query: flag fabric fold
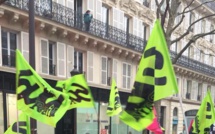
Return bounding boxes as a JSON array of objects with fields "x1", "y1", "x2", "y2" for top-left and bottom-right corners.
[
  {"x1": 147, "y1": 107, "x2": 163, "y2": 134},
  {"x1": 190, "y1": 91, "x2": 215, "y2": 134},
  {"x1": 120, "y1": 20, "x2": 178, "y2": 131},
  {"x1": 16, "y1": 50, "x2": 71, "y2": 127},
  {"x1": 4, "y1": 113, "x2": 30, "y2": 134},
  {"x1": 55, "y1": 74, "x2": 94, "y2": 109},
  {"x1": 106, "y1": 78, "x2": 122, "y2": 116}
]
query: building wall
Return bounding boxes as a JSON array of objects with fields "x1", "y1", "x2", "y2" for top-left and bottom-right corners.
[{"x1": 0, "y1": 0, "x2": 215, "y2": 134}]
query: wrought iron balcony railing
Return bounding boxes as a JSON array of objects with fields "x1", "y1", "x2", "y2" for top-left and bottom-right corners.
[{"x1": 4, "y1": 0, "x2": 215, "y2": 77}]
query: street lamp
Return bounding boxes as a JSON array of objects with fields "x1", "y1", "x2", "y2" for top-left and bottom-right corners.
[{"x1": 70, "y1": 65, "x2": 81, "y2": 76}]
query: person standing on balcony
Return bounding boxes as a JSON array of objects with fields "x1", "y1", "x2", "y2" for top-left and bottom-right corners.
[{"x1": 84, "y1": 10, "x2": 93, "y2": 31}]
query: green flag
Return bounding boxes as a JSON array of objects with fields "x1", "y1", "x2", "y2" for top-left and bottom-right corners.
[
  {"x1": 16, "y1": 50, "x2": 71, "y2": 127},
  {"x1": 4, "y1": 113, "x2": 30, "y2": 134},
  {"x1": 55, "y1": 74, "x2": 94, "y2": 109},
  {"x1": 191, "y1": 91, "x2": 215, "y2": 134},
  {"x1": 106, "y1": 78, "x2": 122, "y2": 116},
  {"x1": 120, "y1": 20, "x2": 178, "y2": 131}
]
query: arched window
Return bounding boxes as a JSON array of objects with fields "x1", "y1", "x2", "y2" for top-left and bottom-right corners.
[{"x1": 172, "y1": 107, "x2": 178, "y2": 134}]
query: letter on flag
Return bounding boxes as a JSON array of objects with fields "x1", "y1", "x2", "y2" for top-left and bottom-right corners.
[
  {"x1": 55, "y1": 74, "x2": 94, "y2": 109},
  {"x1": 190, "y1": 91, "x2": 215, "y2": 134},
  {"x1": 106, "y1": 78, "x2": 122, "y2": 116},
  {"x1": 16, "y1": 50, "x2": 71, "y2": 127},
  {"x1": 147, "y1": 107, "x2": 163, "y2": 134},
  {"x1": 120, "y1": 20, "x2": 178, "y2": 131},
  {"x1": 4, "y1": 113, "x2": 30, "y2": 134}
]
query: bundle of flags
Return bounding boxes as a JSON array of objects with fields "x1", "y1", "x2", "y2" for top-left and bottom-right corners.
[
  {"x1": 190, "y1": 91, "x2": 215, "y2": 134},
  {"x1": 5, "y1": 49, "x2": 95, "y2": 133}
]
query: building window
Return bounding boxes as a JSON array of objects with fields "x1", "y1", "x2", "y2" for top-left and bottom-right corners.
[
  {"x1": 188, "y1": 46, "x2": 194, "y2": 59},
  {"x1": 143, "y1": 0, "x2": 150, "y2": 7},
  {"x1": 201, "y1": 20, "x2": 206, "y2": 33},
  {"x1": 197, "y1": 83, "x2": 202, "y2": 101},
  {"x1": 210, "y1": 25, "x2": 214, "y2": 43},
  {"x1": 48, "y1": 42, "x2": 57, "y2": 75},
  {"x1": 189, "y1": 12, "x2": 195, "y2": 32},
  {"x1": 0, "y1": 92, "x2": 3, "y2": 134},
  {"x1": 173, "y1": 78, "x2": 179, "y2": 97},
  {"x1": 207, "y1": 85, "x2": 211, "y2": 92},
  {"x1": 1, "y1": 30, "x2": 17, "y2": 67},
  {"x1": 143, "y1": 23, "x2": 149, "y2": 41},
  {"x1": 175, "y1": 5, "x2": 182, "y2": 24},
  {"x1": 122, "y1": 63, "x2": 131, "y2": 89},
  {"x1": 74, "y1": 50, "x2": 83, "y2": 73},
  {"x1": 41, "y1": 39, "x2": 57, "y2": 75},
  {"x1": 101, "y1": 57, "x2": 112, "y2": 85},
  {"x1": 172, "y1": 107, "x2": 178, "y2": 134},
  {"x1": 102, "y1": 6, "x2": 109, "y2": 37},
  {"x1": 186, "y1": 80, "x2": 192, "y2": 99}
]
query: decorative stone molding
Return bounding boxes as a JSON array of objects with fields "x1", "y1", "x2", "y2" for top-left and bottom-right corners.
[
  {"x1": 10, "y1": 13, "x2": 19, "y2": 23},
  {"x1": 40, "y1": 22, "x2": 45, "y2": 30},
  {"x1": 120, "y1": 0, "x2": 138, "y2": 16}
]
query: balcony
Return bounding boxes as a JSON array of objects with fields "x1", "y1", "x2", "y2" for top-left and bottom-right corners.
[{"x1": 3, "y1": 0, "x2": 215, "y2": 78}]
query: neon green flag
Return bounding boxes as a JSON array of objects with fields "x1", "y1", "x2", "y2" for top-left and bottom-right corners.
[
  {"x1": 55, "y1": 74, "x2": 94, "y2": 109},
  {"x1": 190, "y1": 91, "x2": 215, "y2": 134},
  {"x1": 120, "y1": 20, "x2": 178, "y2": 131},
  {"x1": 4, "y1": 113, "x2": 30, "y2": 134},
  {"x1": 106, "y1": 78, "x2": 122, "y2": 116},
  {"x1": 16, "y1": 50, "x2": 71, "y2": 127}
]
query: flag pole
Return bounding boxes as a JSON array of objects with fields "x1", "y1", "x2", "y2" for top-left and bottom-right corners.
[{"x1": 179, "y1": 95, "x2": 189, "y2": 134}]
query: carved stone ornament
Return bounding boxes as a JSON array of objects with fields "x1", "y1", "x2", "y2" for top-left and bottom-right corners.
[{"x1": 120, "y1": 0, "x2": 138, "y2": 15}]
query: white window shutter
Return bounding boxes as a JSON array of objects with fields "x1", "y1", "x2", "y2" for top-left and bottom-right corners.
[
  {"x1": 101, "y1": 56, "x2": 107, "y2": 85},
  {"x1": 112, "y1": 59, "x2": 118, "y2": 84},
  {"x1": 138, "y1": 20, "x2": 143, "y2": 38},
  {"x1": 184, "y1": 12, "x2": 190, "y2": 30},
  {"x1": 57, "y1": 42, "x2": 66, "y2": 77},
  {"x1": 205, "y1": 21, "x2": 210, "y2": 41},
  {"x1": 202, "y1": 84, "x2": 207, "y2": 98},
  {"x1": 122, "y1": 63, "x2": 126, "y2": 88},
  {"x1": 96, "y1": 0, "x2": 102, "y2": 21},
  {"x1": 21, "y1": 32, "x2": 29, "y2": 62},
  {"x1": 118, "y1": 10, "x2": 124, "y2": 30},
  {"x1": 133, "y1": 17, "x2": 138, "y2": 36},
  {"x1": 40, "y1": 39, "x2": 49, "y2": 74},
  {"x1": 151, "y1": 0, "x2": 156, "y2": 11},
  {"x1": 112, "y1": 7, "x2": 118, "y2": 28},
  {"x1": 193, "y1": 47, "x2": 200, "y2": 61},
  {"x1": 191, "y1": 81, "x2": 197, "y2": 100},
  {"x1": 87, "y1": 0, "x2": 94, "y2": 12},
  {"x1": 0, "y1": 26, "x2": 2, "y2": 66},
  {"x1": 67, "y1": 0, "x2": 74, "y2": 9},
  {"x1": 67, "y1": 45, "x2": 74, "y2": 78},
  {"x1": 182, "y1": 40, "x2": 188, "y2": 56},
  {"x1": 87, "y1": 51, "x2": 94, "y2": 82},
  {"x1": 183, "y1": 79, "x2": 187, "y2": 98},
  {"x1": 197, "y1": 15, "x2": 202, "y2": 34},
  {"x1": 127, "y1": 64, "x2": 131, "y2": 89}
]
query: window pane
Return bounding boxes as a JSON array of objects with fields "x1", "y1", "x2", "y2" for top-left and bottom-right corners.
[
  {"x1": 123, "y1": 64, "x2": 126, "y2": 75},
  {"x1": 77, "y1": 103, "x2": 98, "y2": 134},
  {"x1": 6, "y1": 94, "x2": 18, "y2": 127},
  {"x1": 10, "y1": 33, "x2": 17, "y2": 50},
  {"x1": 78, "y1": 52, "x2": 83, "y2": 73},
  {"x1": 1, "y1": 31, "x2": 7, "y2": 49},
  {"x1": 99, "y1": 102, "x2": 110, "y2": 133},
  {"x1": 0, "y1": 92, "x2": 3, "y2": 134},
  {"x1": 111, "y1": 114, "x2": 128, "y2": 134}
]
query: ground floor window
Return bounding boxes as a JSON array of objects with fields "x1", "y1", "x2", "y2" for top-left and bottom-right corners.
[
  {"x1": 6, "y1": 94, "x2": 18, "y2": 128},
  {"x1": 77, "y1": 103, "x2": 99, "y2": 134},
  {"x1": 0, "y1": 92, "x2": 3, "y2": 134}
]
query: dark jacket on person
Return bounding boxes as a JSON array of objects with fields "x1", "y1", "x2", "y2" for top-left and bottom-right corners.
[{"x1": 84, "y1": 13, "x2": 93, "y2": 23}]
